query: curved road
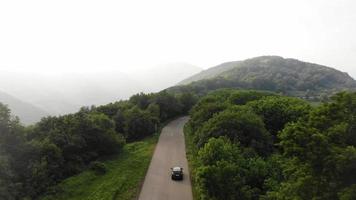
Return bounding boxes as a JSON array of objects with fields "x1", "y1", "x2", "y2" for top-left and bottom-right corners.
[{"x1": 138, "y1": 117, "x2": 193, "y2": 200}]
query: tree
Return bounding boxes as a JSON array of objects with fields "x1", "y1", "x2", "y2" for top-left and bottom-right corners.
[
  {"x1": 247, "y1": 96, "x2": 311, "y2": 137},
  {"x1": 84, "y1": 113, "x2": 125, "y2": 155},
  {"x1": 196, "y1": 137, "x2": 273, "y2": 200},
  {"x1": 196, "y1": 160, "x2": 242, "y2": 200},
  {"x1": 129, "y1": 92, "x2": 152, "y2": 109},
  {"x1": 0, "y1": 155, "x2": 15, "y2": 200},
  {"x1": 0, "y1": 103, "x2": 32, "y2": 199},
  {"x1": 274, "y1": 92, "x2": 356, "y2": 199},
  {"x1": 188, "y1": 95, "x2": 228, "y2": 132},
  {"x1": 196, "y1": 138, "x2": 244, "y2": 200},
  {"x1": 228, "y1": 90, "x2": 275, "y2": 105},
  {"x1": 178, "y1": 92, "x2": 198, "y2": 114},
  {"x1": 153, "y1": 91, "x2": 182, "y2": 121},
  {"x1": 195, "y1": 107, "x2": 272, "y2": 155},
  {"x1": 113, "y1": 109, "x2": 126, "y2": 133},
  {"x1": 146, "y1": 103, "x2": 160, "y2": 119},
  {"x1": 124, "y1": 107, "x2": 156, "y2": 142},
  {"x1": 197, "y1": 137, "x2": 241, "y2": 166}
]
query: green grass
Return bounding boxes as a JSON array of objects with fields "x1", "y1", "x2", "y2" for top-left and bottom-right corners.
[
  {"x1": 184, "y1": 124, "x2": 200, "y2": 200},
  {"x1": 40, "y1": 135, "x2": 158, "y2": 200}
]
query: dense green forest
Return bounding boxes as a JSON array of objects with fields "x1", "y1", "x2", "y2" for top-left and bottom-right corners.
[
  {"x1": 173, "y1": 56, "x2": 356, "y2": 100},
  {"x1": 185, "y1": 89, "x2": 356, "y2": 200},
  {"x1": 0, "y1": 91, "x2": 197, "y2": 200},
  {"x1": 1, "y1": 57, "x2": 356, "y2": 200}
]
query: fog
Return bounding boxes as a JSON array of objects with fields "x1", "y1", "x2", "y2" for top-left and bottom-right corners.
[
  {"x1": 1, "y1": 0, "x2": 356, "y2": 123},
  {"x1": 0, "y1": 63, "x2": 201, "y2": 115}
]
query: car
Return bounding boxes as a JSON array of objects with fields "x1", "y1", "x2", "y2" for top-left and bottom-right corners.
[{"x1": 171, "y1": 166, "x2": 183, "y2": 180}]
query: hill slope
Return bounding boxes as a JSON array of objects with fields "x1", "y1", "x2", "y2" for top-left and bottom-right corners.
[
  {"x1": 0, "y1": 90, "x2": 48, "y2": 124},
  {"x1": 173, "y1": 56, "x2": 356, "y2": 98},
  {"x1": 178, "y1": 61, "x2": 239, "y2": 85}
]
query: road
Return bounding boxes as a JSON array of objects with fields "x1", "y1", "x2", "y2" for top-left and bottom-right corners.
[{"x1": 138, "y1": 117, "x2": 193, "y2": 200}]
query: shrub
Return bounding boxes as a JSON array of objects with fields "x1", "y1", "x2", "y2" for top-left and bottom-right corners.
[{"x1": 90, "y1": 161, "x2": 107, "y2": 175}]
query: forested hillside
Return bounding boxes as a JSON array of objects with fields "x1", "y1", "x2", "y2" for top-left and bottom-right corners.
[
  {"x1": 174, "y1": 56, "x2": 356, "y2": 100},
  {"x1": 0, "y1": 91, "x2": 197, "y2": 200},
  {"x1": 185, "y1": 89, "x2": 356, "y2": 200}
]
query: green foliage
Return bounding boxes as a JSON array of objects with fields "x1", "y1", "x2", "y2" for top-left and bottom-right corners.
[
  {"x1": 195, "y1": 107, "x2": 272, "y2": 155},
  {"x1": 188, "y1": 89, "x2": 277, "y2": 133},
  {"x1": 129, "y1": 92, "x2": 152, "y2": 110},
  {"x1": 196, "y1": 160, "x2": 242, "y2": 200},
  {"x1": 189, "y1": 99, "x2": 228, "y2": 133},
  {"x1": 247, "y1": 96, "x2": 311, "y2": 136},
  {"x1": 153, "y1": 91, "x2": 183, "y2": 121},
  {"x1": 178, "y1": 92, "x2": 198, "y2": 113},
  {"x1": 0, "y1": 103, "x2": 29, "y2": 199},
  {"x1": 195, "y1": 137, "x2": 274, "y2": 200},
  {"x1": 186, "y1": 90, "x2": 356, "y2": 200},
  {"x1": 39, "y1": 136, "x2": 157, "y2": 200},
  {"x1": 273, "y1": 92, "x2": 356, "y2": 199},
  {"x1": 146, "y1": 103, "x2": 160, "y2": 119},
  {"x1": 339, "y1": 184, "x2": 356, "y2": 200},
  {"x1": 195, "y1": 138, "x2": 243, "y2": 200},
  {"x1": 94, "y1": 101, "x2": 132, "y2": 118},
  {"x1": 113, "y1": 109, "x2": 125, "y2": 133},
  {"x1": 0, "y1": 155, "x2": 14, "y2": 200},
  {"x1": 228, "y1": 90, "x2": 275, "y2": 105},
  {"x1": 0, "y1": 89, "x2": 189, "y2": 199},
  {"x1": 124, "y1": 107, "x2": 157, "y2": 142},
  {"x1": 197, "y1": 137, "x2": 241, "y2": 166},
  {"x1": 89, "y1": 161, "x2": 107, "y2": 175}
]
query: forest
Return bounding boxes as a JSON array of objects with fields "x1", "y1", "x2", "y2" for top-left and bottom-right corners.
[
  {"x1": 0, "y1": 91, "x2": 197, "y2": 200},
  {"x1": 1, "y1": 85, "x2": 356, "y2": 200},
  {"x1": 185, "y1": 89, "x2": 356, "y2": 200}
]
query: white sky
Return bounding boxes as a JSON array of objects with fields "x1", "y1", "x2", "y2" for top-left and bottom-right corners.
[{"x1": 0, "y1": 0, "x2": 356, "y2": 77}]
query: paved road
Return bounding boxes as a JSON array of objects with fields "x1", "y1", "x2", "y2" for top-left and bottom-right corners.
[{"x1": 138, "y1": 117, "x2": 193, "y2": 200}]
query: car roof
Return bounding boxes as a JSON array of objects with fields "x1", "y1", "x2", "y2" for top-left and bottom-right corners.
[{"x1": 172, "y1": 167, "x2": 182, "y2": 171}]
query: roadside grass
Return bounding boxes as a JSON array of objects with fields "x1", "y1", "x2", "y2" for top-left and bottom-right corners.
[
  {"x1": 184, "y1": 124, "x2": 200, "y2": 200},
  {"x1": 40, "y1": 135, "x2": 158, "y2": 200}
]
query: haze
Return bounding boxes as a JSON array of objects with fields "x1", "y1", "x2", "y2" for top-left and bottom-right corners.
[
  {"x1": 1, "y1": 0, "x2": 356, "y2": 123},
  {"x1": 0, "y1": 0, "x2": 355, "y2": 76}
]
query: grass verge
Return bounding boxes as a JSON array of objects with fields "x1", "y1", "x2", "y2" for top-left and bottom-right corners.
[
  {"x1": 40, "y1": 135, "x2": 158, "y2": 200},
  {"x1": 184, "y1": 124, "x2": 200, "y2": 200}
]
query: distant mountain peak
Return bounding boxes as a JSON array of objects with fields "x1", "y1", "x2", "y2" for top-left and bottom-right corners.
[{"x1": 174, "y1": 56, "x2": 356, "y2": 98}]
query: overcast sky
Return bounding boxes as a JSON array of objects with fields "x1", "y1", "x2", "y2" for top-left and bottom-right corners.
[{"x1": 0, "y1": 0, "x2": 355, "y2": 77}]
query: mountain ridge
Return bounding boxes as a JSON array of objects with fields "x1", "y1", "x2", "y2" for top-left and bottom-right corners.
[
  {"x1": 172, "y1": 56, "x2": 356, "y2": 98},
  {"x1": 0, "y1": 90, "x2": 49, "y2": 124}
]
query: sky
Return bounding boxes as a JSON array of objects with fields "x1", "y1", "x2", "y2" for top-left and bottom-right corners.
[{"x1": 0, "y1": 0, "x2": 356, "y2": 77}]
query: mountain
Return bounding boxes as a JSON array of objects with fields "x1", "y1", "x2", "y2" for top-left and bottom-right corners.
[
  {"x1": 178, "y1": 61, "x2": 239, "y2": 85},
  {"x1": 173, "y1": 56, "x2": 356, "y2": 99},
  {"x1": 0, "y1": 90, "x2": 48, "y2": 124},
  {"x1": 43, "y1": 72, "x2": 147, "y2": 113},
  {"x1": 0, "y1": 70, "x2": 145, "y2": 115},
  {"x1": 0, "y1": 63, "x2": 201, "y2": 116}
]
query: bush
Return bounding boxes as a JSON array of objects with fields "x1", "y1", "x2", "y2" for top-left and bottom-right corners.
[{"x1": 90, "y1": 161, "x2": 107, "y2": 175}]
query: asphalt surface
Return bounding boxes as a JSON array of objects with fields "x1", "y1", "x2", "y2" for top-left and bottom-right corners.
[{"x1": 138, "y1": 117, "x2": 193, "y2": 200}]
